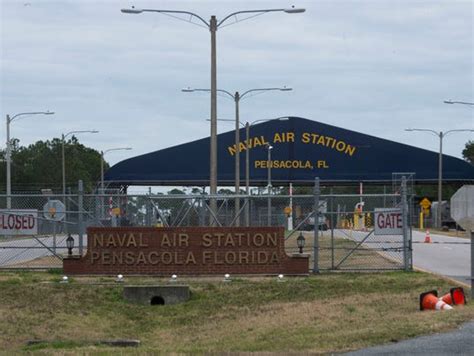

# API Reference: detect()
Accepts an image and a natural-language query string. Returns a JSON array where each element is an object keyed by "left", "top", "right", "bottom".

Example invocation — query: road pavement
[
  {"left": 333, "top": 228, "right": 471, "bottom": 285},
  {"left": 411, "top": 230, "right": 471, "bottom": 285},
  {"left": 344, "top": 321, "right": 474, "bottom": 356},
  {"left": 0, "top": 234, "right": 84, "bottom": 267}
]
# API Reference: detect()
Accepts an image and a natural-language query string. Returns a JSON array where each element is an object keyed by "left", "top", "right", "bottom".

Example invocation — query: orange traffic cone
[
  {"left": 424, "top": 229, "right": 432, "bottom": 243},
  {"left": 440, "top": 287, "right": 467, "bottom": 306},
  {"left": 420, "top": 290, "right": 453, "bottom": 311}
]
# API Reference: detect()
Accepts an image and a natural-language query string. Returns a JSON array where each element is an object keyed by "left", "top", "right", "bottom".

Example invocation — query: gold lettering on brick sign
[
  {"left": 185, "top": 252, "right": 197, "bottom": 264},
  {"left": 89, "top": 249, "right": 280, "bottom": 266},
  {"left": 149, "top": 251, "right": 159, "bottom": 265},
  {"left": 224, "top": 251, "right": 237, "bottom": 264},
  {"left": 239, "top": 251, "right": 249, "bottom": 264},
  {"left": 202, "top": 234, "right": 212, "bottom": 247},
  {"left": 162, "top": 233, "right": 190, "bottom": 247},
  {"left": 199, "top": 232, "right": 279, "bottom": 247},
  {"left": 91, "top": 251, "right": 100, "bottom": 263},
  {"left": 92, "top": 233, "right": 149, "bottom": 248}
]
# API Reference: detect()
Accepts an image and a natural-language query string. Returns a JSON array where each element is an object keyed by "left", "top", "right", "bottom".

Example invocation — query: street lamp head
[
  {"left": 66, "top": 234, "right": 74, "bottom": 256},
  {"left": 91, "top": 130, "right": 99, "bottom": 134},
  {"left": 279, "top": 87, "right": 293, "bottom": 91},
  {"left": 297, "top": 232, "right": 305, "bottom": 254},
  {"left": 182, "top": 87, "right": 195, "bottom": 92},
  {"left": 284, "top": 7, "right": 306, "bottom": 13},
  {"left": 45, "top": 111, "right": 55, "bottom": 115},
  {"left": 405, "top": 129, "right": 414, "bottom": 132},
  {"left": 444, "top": 100, "right": 454, "bottom": 104},
  {"left": 121, "top": 8, "right": 143, "bottom": 14}
]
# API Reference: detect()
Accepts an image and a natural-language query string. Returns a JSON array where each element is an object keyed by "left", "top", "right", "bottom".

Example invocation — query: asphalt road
[
  {"left": 0, "top": 234, "right": 84, "bottom": 267},
  {"left": 411, "top": 230, "right": 471, "bottom": 285},
  {"left": 341, "top": 229, "right": 472, "bottom": 356},
  {"left": 344, "top": 321, "right": 474, "bottom": 356},
  {"left": 333, "top": 228, "right": 471, "bottom": 285}
]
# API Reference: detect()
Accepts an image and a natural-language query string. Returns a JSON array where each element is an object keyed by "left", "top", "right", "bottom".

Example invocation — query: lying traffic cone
[
  {"left": 420, "top": 290, "right": 453, "bottom": 311},
  {"left": 440, "top": 287, "right": 467, "bottom": 306},
  {"left": 424, "top": 229, "right": 432, "bottom": 243}
]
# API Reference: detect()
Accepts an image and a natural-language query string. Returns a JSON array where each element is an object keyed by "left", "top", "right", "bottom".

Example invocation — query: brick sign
[{"left": 63, "top": 227, "right": 309, "bottom": 275}]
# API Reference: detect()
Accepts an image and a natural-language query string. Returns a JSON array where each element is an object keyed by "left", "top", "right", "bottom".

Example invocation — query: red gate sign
[
  {"left": 374, "top": 208, "right": 402, "bottom": 235},
  {"left": 0, "top": 210, "right": 38, "bottom": 236}
]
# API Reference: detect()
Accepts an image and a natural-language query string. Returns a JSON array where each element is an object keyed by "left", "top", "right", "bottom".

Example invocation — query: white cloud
[{"left": 1, "top": 0, "right": 472, "bottom": 170}]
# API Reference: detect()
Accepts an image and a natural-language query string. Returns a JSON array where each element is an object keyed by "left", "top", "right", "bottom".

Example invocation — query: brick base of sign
[{"left": 63, "top": 227, "right": 309, "bottom": 276}]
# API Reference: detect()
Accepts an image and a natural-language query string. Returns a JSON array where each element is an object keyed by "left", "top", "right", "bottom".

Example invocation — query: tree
[
  {"left": 462, "top": 140, "right": 474, "bottom": 164},
  {"left": 0, "top": 137, "right": 104, "bottom": 193}
]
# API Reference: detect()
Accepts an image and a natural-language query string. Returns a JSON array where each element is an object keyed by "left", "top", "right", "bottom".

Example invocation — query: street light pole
[
  {"left": 209, "top": 15, "right": 218, "bottom": 218},
  {"left": 234, "top": 91, "right": 240, "bottom": 225},
  {"left": 5, "top": 111, "right": 54, "bottom": 209},
  {"left": 184, "top": 87, "right": 292, "bottom": 226},
  {"left": 405, "top": 128, "right": 474, "bottom": 228},
  {"left": 121, "top": 6, "right": 304, "bottom": 224},
  {"left": 101, "top": 147, "right": 132, "bottom": 193},
  {"left": 438, "top": 131, "right": 443, "bottom": 229},
  {"left": 266, "top": 143, "right": 273, "bottom": 226},
  {"left": 100, "top": 147, "right": 132, "bottom": 220},
  {"left": 211, "top": 116, "right": 290, "bottom": 226}
]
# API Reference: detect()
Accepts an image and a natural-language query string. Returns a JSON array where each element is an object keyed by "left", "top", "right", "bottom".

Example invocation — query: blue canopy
[{"left": 105, "top": 117, "right": 474, "bottom": 185}]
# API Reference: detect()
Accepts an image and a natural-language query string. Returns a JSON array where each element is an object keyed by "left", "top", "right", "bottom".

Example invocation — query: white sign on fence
[
  {"left": 43, "top": 200, "right": 65, "bottom": 221},
  {"left": 451, "top": 185, "right": 474, "bottom": 232},
  {"left": 0, "top": 210, "right": 38, "bottom": 236},
  {"left": 374, "top": 208, "right": 402, "bottom": 235}
]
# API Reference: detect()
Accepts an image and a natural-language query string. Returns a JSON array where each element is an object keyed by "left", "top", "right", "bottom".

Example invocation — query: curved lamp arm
[
  {"left": 121, "top": 8, "right": 209, "bottom": 27},
  {"left": 217, "top": 8, "right": 305, "bottom": 28},
  {"left": 250, "top": 116, "right": 290, "bottom": 126},
  {"left": 405, "top": 128, "right": 440, "bottom": 137},
  {"left": 444, "top": 129, "right": 474, "bottom": 137},
  {"left": 103, "top": 147, "right": 132, "bottom": 156},
  {"left": 182, "top": 88, "right": 234, "bottom": 99},
  {"left": 63, "top": 130, "right": 99, "bottom": 139},
  {"left": 240, "top": 87, "right": 292, "bottom": 100},
  {"left": 10, "top": 111, "right": 54, "bottom": 122}
]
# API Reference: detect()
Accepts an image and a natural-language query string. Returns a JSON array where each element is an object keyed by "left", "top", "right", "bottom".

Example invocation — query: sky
[{"left": 1, "top": 0, "right": 473, "bottom": 186}]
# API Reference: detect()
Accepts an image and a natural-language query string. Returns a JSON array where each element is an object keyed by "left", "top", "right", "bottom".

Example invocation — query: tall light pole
[
  {"left": 405, "top": 128, "right": 474, "bottom": 228},
  {"left": 62, "top": 130, "right": 99, "bottom": 199},
  {"left": 101, "top": 147, "right": 132, "bottom": 193},
  {"left": 121, "top": 6, "right": 305, "bottom": 222},
  {"left": 266, "top": 143, "right": 273, "bottom": 226},
  {"left": 183, "top": 87, "right": 292, "bottom": 225},
  {"left": 5, "top": 111, "right": 54, "bottom": 209},
  {"left": 100, "top": 147, "right": 132, "bottom": 220},
  {"left": 214, "top": 116, "right": 289, "bottom": 226}
]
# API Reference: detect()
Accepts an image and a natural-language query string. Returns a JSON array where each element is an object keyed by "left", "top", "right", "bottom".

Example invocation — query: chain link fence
[{"left": 0, "top": 178, "right": 413, "bottom": 271}]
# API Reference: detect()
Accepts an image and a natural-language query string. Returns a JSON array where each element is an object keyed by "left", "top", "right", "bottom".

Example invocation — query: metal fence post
[
  {"left": 145, "top": 187, "right": 151, "bottom": 226},
  {"left": 330, "top": 187, "right": 335, "bottom": 270},
  {"left": 471, "top": 230, "right": 474, "bottom": 299},
  {"left": 78, "top": 180, "right": 84, "bottom": 255},
  {"left": 401, "top": 176, "right": 411, "bottom": 271},
  {"left": 313, "top": 177, "right": 320, "bottom": 273}
]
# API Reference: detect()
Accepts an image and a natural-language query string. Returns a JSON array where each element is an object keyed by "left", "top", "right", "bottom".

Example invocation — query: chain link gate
[
  {"left": 284, "top": 177, "right": 412, "bottom": 272},
  {"left": 0, "top": 177, "right": 412, "bottom": 272}
]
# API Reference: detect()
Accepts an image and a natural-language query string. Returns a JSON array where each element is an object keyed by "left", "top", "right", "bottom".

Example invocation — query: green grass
[{"left": 0, "top": 271, "right": 472, "bottom": 354}]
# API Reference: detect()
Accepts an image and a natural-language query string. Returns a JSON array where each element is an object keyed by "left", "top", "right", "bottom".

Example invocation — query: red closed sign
[{"left": 0, "top": 210, "right": 38, "bottom": 236}]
